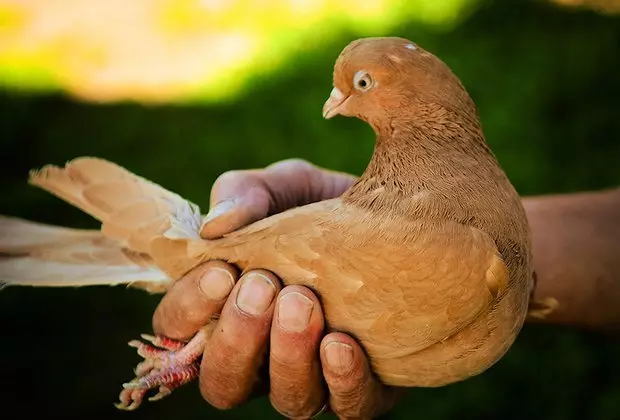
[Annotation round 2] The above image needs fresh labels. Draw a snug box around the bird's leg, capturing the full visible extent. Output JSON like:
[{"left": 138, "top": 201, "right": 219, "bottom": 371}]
[{"left": 114, "top": 325, "right": 213, "bottom": 411}]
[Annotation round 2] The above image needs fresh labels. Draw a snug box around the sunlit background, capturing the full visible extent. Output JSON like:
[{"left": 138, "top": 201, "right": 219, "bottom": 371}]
[{"left": 1, "top": 0, "right": 619, "bottom": 419}]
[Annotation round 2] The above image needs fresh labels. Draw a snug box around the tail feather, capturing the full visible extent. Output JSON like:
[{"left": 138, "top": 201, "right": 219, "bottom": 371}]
[
  {"left": 0, "top": 216, "right": 172, "bottom": 293},
  {"left": 0, "top": 258, "right": 170, "bottom": 293},
  {"left": 0, "top": 215, "right": 101, "bottom": 253},
  {"left": 27, "top": 157, "right": 205, "bottom": 279}
]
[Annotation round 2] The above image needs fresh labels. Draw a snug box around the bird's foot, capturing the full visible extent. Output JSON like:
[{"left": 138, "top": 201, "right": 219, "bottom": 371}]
[{"left": 114, "top": 329, "right": 208, "bottom": 410}]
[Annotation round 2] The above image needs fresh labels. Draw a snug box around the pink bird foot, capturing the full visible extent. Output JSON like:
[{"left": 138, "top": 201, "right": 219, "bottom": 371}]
[{"left": 114, "top": 329, "right": 209, "bottom": 410}]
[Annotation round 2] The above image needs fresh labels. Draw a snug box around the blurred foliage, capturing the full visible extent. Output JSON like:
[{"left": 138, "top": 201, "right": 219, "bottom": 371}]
[
  {"left": 553, "top": 0, "right": 620, "bottom": 14},
  {"left": 0, "top": 0, "right": 477, "bottom": 103},
  {"left": 1, "top": 0, "right": 619, "bottom": 419}
]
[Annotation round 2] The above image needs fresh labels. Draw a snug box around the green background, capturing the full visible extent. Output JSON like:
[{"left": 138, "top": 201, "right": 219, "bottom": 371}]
[{"left": 1, "top": 0, "right": 619, "bottom": 419}]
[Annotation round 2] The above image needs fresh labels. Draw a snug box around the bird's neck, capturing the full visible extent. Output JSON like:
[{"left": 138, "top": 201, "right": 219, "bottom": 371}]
[{"left": 342, "top": 113, "right": 507, "bottom": 213}]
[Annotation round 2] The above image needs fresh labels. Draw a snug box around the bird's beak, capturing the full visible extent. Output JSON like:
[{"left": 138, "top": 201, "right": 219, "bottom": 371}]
[{"left": 322, "top": 87, "right": 348, "bottom": 119}]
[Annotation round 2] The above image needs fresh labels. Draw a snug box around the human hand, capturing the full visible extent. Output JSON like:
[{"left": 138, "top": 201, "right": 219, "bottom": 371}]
[{"left": 152, "top": 159, "right": 401, "bottom": 418}]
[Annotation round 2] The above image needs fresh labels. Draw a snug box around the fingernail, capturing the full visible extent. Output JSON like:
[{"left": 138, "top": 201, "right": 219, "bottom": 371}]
[
  {"left": 203, "top": 199, "right": 236, "bottom": 225},
  {"left": 324, "top": 342, "right": 354, "bottom": 372},
  {"left": 199, "top": 268, "right": 235, "bottom": 301},
  {"left": 277, "top": 292, "right": 313, "bottom": 332},
  {"left": 236, "top": 273, "right": 276, "bottom": 316}
]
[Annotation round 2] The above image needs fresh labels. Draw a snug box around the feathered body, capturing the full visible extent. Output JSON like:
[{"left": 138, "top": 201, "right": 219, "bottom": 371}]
[{"left": 0, "top": 38, "right": 544, "bottom": 396}]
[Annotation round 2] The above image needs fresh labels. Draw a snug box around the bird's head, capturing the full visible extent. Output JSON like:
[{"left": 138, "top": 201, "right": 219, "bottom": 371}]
[{"left": 323, "top": 37, "right": 477, "bottom": 134}]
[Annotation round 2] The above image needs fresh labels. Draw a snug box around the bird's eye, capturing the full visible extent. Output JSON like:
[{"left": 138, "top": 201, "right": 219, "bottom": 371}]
[{"left": 353, "top": 70, "right": 374, "bottom": 91}]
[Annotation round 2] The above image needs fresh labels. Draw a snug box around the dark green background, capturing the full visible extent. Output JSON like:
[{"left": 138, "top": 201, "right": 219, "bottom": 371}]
[{"left": 1, "top": 0, "right": 619, "bottom": 419}]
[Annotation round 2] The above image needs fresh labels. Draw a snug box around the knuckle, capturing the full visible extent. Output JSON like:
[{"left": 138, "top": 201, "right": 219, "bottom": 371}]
[
  {"left": 199, "top": 383, "right": 238, "bottom": 410},
  {"left": 271, "top": 400, "right": 317, "bottom": 420},
  {"left": 269, "top": 359, "right": 326, "bottom": 418},
  {"left": 332, "top": 404, "right": 367, "bottom": 420},
  {"left": 267, "top": 158, "right": 315, "bottom": 173},
  {"left": 270, "top": 382, "right": 325, "bottom": 419},
  {"left": 328, "top": 376, "right": 384, "bottom": 419},
  {"left": 207, "top": 400, "right": 236, "bottom": 411},
  {"left": 151, "top": 305, "right": 168, "bottom": 333},
  {"left": 331, "top": 382, "right": 364, "bottom": 402},
  {"left": 152, "top": 304, "right": 191, "bottom": 339},
  {"left": 330, "top": 392, "right": 368, "bottom": 419},
  {"left": 172, "top": 289, "right": 205, "bottom": 320},
  {"left": 199, "top": 354, "right": 253, "bottom": 410},
  {"left": 177, "top": 301, "right": 209, "bottom": 325},
  {"left": 214, "top": 169, "right": 253, "bottom": 187},
  {"left": 271, "top": 348, "right": 312, "bottom": 369},
  {"left": 161, "top": 290, "right": 209, "bottom": 329}
]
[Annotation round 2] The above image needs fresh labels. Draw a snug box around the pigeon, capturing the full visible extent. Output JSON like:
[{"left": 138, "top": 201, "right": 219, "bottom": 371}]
[{"left": 0, "top": 37, "right": 556, "bottom": 410}]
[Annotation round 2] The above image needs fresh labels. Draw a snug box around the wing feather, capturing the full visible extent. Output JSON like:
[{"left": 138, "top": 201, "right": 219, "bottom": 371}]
[{"left": 28, "top": 157, "right": 204, "bottom": 278}]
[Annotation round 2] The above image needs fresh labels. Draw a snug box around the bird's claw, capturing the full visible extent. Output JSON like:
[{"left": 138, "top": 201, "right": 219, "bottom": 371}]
[
  {"left": 148, "top": 385, "right": 173, "bottom": 402},
  {"left": 115, "top": 388, "right": 148, "bottom": 411},
  {"left": 114, "top": 330, "right": 207, "bottom": 410}
]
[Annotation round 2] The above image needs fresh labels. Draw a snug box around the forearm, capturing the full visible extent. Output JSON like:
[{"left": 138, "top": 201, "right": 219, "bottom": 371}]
[{"left": 524, "top": 188, "right": 620, "bottom": 331}]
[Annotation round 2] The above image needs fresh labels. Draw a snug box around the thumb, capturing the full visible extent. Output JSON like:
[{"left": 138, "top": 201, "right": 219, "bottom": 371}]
[
  {"left": 199, "top": 179, "right": 272, "bottom": 239},
  {"left": 200, "top": 159, "right": 357, "bottom": 239}
]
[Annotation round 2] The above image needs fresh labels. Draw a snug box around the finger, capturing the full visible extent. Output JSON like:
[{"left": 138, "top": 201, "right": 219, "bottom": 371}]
[
  {"left": 320, "top": 333, "right": 400, "bottom": 419},
  {"left": 200, "top": 159, "right": 357, "bottom": 239},
  {"left": 199, "top": 270, "right": 281, "bottom": 409},
  {"left": 152, "top": 260, "right": 238, "bottom": 340},
  {"left": 268, "top": 286, "right": 326, "bottom": 418}
]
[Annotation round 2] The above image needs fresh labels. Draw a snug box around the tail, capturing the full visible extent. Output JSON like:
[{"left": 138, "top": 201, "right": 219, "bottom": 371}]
[
  {"left": 0, "top": 216, "right": 171, "bottom": 293},
  {"left": 2, "top": 157, "right": 209, "bottom": 290}
]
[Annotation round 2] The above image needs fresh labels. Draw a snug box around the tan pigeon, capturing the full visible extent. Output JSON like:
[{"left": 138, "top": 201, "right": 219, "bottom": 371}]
[{"left": 0, "top": 37, "right": 557, "bottom": 410}]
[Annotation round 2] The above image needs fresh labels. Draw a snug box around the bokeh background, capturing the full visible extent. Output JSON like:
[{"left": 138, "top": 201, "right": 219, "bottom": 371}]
[{"left": 1, "top": 0, "right": 619, "bottom": 419}]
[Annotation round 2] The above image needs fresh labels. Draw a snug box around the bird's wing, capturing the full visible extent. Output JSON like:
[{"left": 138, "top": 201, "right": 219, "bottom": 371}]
[
  {"left": 0, "top": 216, "right": 171, "bottom": 293},
  {"left": 331, "top": 218, "right": 512, "bottom": 358},
  {"left": 27, "top": 157, "right": 204, "bottom": 279},
  {"left": 215, "top": 205, "right": 512, "bottom": 359}
]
